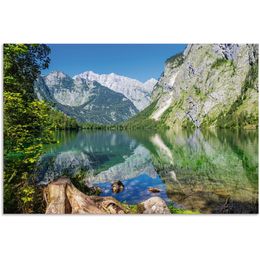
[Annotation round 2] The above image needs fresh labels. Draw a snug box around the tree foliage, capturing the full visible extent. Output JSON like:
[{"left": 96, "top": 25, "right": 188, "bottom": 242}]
[
  {"left": 4, "top": 44, "right": 50, "bottom": 99},
  {"left": 4, "top": 44, "right": 52, "bottom": 213},
  {"left": 4, "top": 92, "right": 53, "bottom": 152},
  {"left": 4, "top": 44, "right": 53, "bottom": 152},
  {"left": 48, "top": 108, "right": 79, "bottom": 130}
]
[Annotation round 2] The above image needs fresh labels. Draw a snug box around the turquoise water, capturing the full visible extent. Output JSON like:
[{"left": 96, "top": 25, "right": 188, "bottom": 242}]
[{"left": 36, "top": 129, "right": 259, "bottom": 213}]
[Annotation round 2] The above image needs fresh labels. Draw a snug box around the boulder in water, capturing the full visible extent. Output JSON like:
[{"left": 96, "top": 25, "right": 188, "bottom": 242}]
[{"left": 111, "top": 180, "right": 124, "bottom": 193}]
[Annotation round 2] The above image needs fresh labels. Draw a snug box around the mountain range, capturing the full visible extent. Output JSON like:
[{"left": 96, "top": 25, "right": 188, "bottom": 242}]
[
  {"left": 35, "top": 44, "right": 258, "bottom": 128},
  {"left": 35, "top": 71, "right": 157, "bottom": 124},
  {"left": 75, "top": 71, "right": 157, "bottom": 110}
]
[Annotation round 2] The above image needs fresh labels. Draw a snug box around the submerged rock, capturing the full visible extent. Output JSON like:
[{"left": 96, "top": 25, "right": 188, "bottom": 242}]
[
  {"left": 148, "top": 187, "right": 161, "bottom": 193},
  {"left": 111, "top": 180, "right": 124, "bottom": 193},
  {"left": 138, "top": 197, "right": 170, "bottom": 214}
]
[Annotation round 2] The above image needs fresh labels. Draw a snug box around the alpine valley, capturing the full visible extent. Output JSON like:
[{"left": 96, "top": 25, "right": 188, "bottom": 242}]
[{"left": 35, "top": 71, "right": 157, "bottom": 124}]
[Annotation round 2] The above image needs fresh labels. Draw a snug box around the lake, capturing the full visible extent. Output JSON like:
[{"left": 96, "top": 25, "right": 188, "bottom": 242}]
[{"left": 35, "top": 128, "right": 258, "bottom": 213}]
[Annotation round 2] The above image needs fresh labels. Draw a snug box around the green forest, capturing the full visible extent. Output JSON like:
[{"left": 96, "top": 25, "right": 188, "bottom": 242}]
[{"left": 3, "top": 44, "right": 81, "bottom": 213}]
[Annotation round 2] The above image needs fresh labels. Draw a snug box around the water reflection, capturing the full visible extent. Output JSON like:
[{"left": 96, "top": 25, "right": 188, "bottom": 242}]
[
  {"left": 36, "top": 128, "right": 258, "bottom": 213},
  {"left": 154, "top": 128, "right": 258, "bottom": 213},
  {"left": 36, "top": 131, "right": 138, "bottom": 184},
  {"left": 85, "top": 145, "right": 157, "bottom": 185}
]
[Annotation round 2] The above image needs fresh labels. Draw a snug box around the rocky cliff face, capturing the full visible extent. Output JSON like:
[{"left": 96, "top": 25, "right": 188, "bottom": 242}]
[
  {"left": 151, "top": 44, "right": 258, "bottom": 129},
  {"left": 75, "top": 71, "right": 157, "bottom": 110},
  {"left": 35, "top": 71, "right": 138, "bottom": 124}
]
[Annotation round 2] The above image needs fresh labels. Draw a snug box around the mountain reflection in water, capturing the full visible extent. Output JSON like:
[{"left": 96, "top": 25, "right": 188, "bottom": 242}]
[{"left": 36, "top": 129, "right": 258, "bottom": 213}]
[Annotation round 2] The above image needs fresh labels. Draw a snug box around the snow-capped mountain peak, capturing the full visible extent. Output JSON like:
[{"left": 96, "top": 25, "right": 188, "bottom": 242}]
[{"left": 74, "top": 71, "right": 158, "bottom": 111}]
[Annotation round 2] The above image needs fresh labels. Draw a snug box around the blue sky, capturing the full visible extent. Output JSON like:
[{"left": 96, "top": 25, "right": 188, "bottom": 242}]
[{"left": 44, "top": 44, "right": 187, "bottom": 82}]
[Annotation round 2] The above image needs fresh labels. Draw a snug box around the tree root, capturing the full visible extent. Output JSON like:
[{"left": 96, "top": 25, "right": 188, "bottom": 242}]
[{"left": 44, "top": 177, "right": 128, "bottom": 214}]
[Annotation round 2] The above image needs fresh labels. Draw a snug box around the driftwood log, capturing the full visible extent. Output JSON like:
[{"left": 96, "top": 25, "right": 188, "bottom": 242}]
[{"left": 44, "top": 177, "right": 128, "bottom": 214}]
